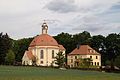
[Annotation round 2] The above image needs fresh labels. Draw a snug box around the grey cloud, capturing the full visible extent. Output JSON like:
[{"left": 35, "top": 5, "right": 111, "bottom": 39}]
[
  {"left": 72, "top": 24, "right": 105, "bottom": 32},
  {"left": 111, "top": 2, "right": 120, "bottom": 10},
  {"left": 45, "top": 0, "right": 112, "bottom": 13},
  {"left": 70, "top": 15, "right": 111, "bottom": 34},
  {"left": 45, "top": 0, "right": 78, "bottom": 13}
]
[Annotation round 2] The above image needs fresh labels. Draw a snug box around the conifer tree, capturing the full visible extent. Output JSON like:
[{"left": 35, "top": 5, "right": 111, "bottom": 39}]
[{"left": 55, "top": 51, "right": 65, "bottom": 68}]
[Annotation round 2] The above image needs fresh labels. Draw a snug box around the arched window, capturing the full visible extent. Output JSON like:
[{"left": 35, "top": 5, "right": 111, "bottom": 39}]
[
  {"left": 34, "top": 49, "right": 36, "bottom": 56},
  {"left": 52, "top": 50, "right": 54, "bottom": 58},
  {"left": 97, "top": 62, "right": 99, "bottom": 66},
  {"left": 95, "top": 62, "right": 96, "bottom": 66},
  {"left": 40, "top": 50, "right": 44, "bottom": 59}
]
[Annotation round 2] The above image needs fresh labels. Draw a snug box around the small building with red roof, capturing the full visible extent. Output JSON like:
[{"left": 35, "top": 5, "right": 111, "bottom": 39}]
[
  {"left": 22, "top": 22, "right": 65, "bottom": 66},
  {"left": 67, "top": 45, "right": 101, "bottom": 67}
]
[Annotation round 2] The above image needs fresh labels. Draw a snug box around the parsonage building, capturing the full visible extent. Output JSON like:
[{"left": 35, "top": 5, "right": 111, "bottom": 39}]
[{"left": 67, "top": 45, "right": 101, "bottom": 67}]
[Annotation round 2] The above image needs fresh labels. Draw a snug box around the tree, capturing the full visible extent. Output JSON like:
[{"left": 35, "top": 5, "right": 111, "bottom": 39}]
[
  {"left": 90, "top": 35, "right": 106, "bottom": 65},
  {"left": 90, "top": 35, "right": 105, "bottom": 50},
  {"left": 0, "top": 33, "right": 12, "bottom": 64},
  {"left": 55, "top": 51, "right": 65, "bottom": 68},
  {"left": 54, "top": 32, "right": 74, "bottom": 64},
  {"left": 79, "top": 58, "right": 93, "bottom": 68},
  {"left": 54, "top": 31, "right": 91, "bottom": 64},
  {"left": 5, "top": 50, "right": 15, "bottom": 65},
  {"left": 12, "top": 37, "right": 33, "bottom": 62},
  {"left": 105, "top": 33, "right": 120, "bottom": 69},
  {"left": 54, "top": 32, "right": 74, "bottom": 54},
  {"left": 73, "top": 31, "right": 91, "bottom": 45},
  {"left": 32, "top": 56, "right": 38, "bottom": 66},
  {"left": 83, "top": 58, "right": 93, "bottom": 68},
  {"left": 114, "top": 55, "right": 120, "bottom": 68}
]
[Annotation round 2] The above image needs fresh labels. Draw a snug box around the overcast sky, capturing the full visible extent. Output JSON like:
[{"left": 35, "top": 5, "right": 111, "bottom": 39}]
[{"left": 0, "top": 0, "right": 120, "bottom": 39}]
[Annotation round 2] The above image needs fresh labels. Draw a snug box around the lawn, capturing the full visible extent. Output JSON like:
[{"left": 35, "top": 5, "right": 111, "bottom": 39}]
[{"left": 0, "top": 66, "right": 120, "bottom": 80}]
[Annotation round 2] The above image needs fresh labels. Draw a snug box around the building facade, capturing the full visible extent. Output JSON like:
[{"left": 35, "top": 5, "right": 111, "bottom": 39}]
[
  {"left": 67, "top": 45, "right": 101, "bottom": 67},
  {"left": 22, "top": 22, "right": 65, "bottom": 66}
]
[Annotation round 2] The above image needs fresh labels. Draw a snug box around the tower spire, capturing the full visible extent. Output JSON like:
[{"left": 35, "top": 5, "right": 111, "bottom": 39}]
[{"left": 42, "top": 21, "right": 48, "bottom": 34}]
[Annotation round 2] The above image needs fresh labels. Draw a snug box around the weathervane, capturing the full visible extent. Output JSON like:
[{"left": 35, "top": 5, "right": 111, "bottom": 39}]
[
  {"left": 39, "top": 19, "right": 60, "bottom": 25},
  {"left": 43, "top": 20, "right": 46, "bottom": 23}
]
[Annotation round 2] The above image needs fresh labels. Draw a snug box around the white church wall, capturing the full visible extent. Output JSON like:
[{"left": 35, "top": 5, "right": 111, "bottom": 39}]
[{"left": 47, "top": 48, "right": 59, "bottom": 66}]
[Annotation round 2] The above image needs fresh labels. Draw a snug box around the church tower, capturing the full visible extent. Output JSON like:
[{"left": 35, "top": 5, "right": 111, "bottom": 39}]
[{"left": 42, "top": 22, "right": 48, "bottom": 34}]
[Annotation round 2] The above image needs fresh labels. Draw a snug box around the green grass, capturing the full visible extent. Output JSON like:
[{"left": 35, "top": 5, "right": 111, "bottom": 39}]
[{"left": 0, "top": 66, "right": 120, "bottom": 80}]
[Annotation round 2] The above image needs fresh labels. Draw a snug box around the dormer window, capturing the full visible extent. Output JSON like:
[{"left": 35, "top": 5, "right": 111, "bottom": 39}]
[{"left": 88, "top": 49, "right": 92, "bottom": 53}]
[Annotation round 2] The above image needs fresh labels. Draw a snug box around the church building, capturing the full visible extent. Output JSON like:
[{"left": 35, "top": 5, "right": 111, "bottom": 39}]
[{"left": 22, "top": 22, "right": 65, "bottom": 66}]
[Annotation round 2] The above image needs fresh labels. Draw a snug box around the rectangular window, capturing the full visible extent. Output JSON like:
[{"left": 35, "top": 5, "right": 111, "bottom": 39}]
[
  {"left": 96, "top": 56, "right": 98, "bottom": 59},
  {"left": 75, "top": 56, "right": 77, "bottom": 59},
  {"left": 91, "top": 62, "right": 93, "bottom": 65},
  {"left": 71, "top": 59, "right": 73, "bottom": 63},
  {"left": 41, "top": 61, "right": 43, "bottom": 64},
  {"left": 90, "top": 56, "right": 92, "bottom": 59}
]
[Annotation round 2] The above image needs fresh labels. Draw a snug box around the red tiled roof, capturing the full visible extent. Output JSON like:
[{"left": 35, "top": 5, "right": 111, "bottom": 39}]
[
  {"left": 30, "top": 34, "right": 59, "bottom": 47},
  {"left": 69, "top": 45, "right": 100, "bottom": 55},
  {"left": 26, "top": 50, "right": 35, "bottom": 60},
  {"left": 59, "top": 45, "right": 66, "bottom": 50}
]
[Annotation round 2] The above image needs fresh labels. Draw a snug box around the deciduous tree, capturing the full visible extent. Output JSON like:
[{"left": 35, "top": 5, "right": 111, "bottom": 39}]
[{"left": 5, "top": 50, "right": 15, "bottom": 65}]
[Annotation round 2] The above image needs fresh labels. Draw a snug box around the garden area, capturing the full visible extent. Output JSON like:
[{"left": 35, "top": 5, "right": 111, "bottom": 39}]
[{"left": 0, "top": 66, "right": 120, "bottom": 80}]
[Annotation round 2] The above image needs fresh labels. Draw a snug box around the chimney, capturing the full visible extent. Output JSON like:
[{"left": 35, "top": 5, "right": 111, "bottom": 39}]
[{"left": 77, "top": 44, "right": 80, "bottom": 49}]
